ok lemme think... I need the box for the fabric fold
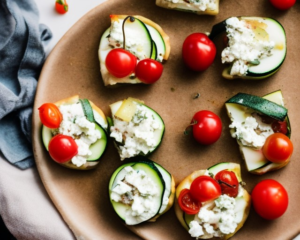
[0,0,52,169]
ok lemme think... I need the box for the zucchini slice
[225,90,291,174]
[175,162,251,239]
[108,159,166,225]
[41,96,108,170]
[226,93,287,121]
[109,98,165,160]
[98,15,170,86]
[209,16,286,80]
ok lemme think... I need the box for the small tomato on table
[252,179,288,220]
[182,33,216,71]
[189,110,222,145]
[55,0,69,14]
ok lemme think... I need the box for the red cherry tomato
[215,170,239,198]
[105,49,137,78]
[190,176,221,202]
[178,189,201,215]
[252,179,288,220]
[263,133,293,163]
[182,33,216,71]
[135,59,163,84]
[48,134,78,163]
[271,121,288,135]
[39,103,63,129]
[55,0,68,14]
[191,110,222,145]
[269,0,296,10]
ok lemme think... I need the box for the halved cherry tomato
[55,0,68,14]
[48,134,78,163]
[135,59,163,84]
[272,121,288,135]
[252,179,288,220]
[263,133,293,163]
[191,110,222,145]
[182,33,216,71]
[190,176,221,202]
[269,0,296,10]
[178,189,201,215]
[39,103,63,129]
[215,170,239,198]
[105,48,137,78]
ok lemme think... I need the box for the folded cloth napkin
[0,0,52,169]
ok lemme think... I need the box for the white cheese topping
[189,194,240,238]
[110,104,162,160]
[108,20,147,60]
[221,17,275,76]
[110,166,159,225]
[52,102,102,167]
[164,0,217,11]
[229,115,274,149]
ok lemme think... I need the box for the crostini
[109,97,165,160]
[39,95,108,170]
[209,16,286,80]
[225,90,292,174]
[175,162,251,239]
[98,15,170,86]
[109,157,175,225]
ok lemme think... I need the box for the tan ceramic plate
[32,0,300,239]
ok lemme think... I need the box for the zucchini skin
[210,17,286,80]
[226,93,288,121]
[108,157,167,225]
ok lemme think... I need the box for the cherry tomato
[39,103,63,129]
[270,0,296,10]
[252,179,288,220]
[135,59,163,84]
[105,49,137,78]
[178,189,201,215]
[48,134,78,163]
[190,176,221,202]
[215,170,239,198]
[191,110,222,145]
[182,33,216,71]
[55,0,68,14]
[263,133,293,163]
[272,121,288,135]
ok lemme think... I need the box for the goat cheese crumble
[110,104,162,160]
[229,114,274,149]
[164,0,217,11]
[110,166,159,225]
[188,194,240,238]
[221,17,275,76]
[52,102,103,167]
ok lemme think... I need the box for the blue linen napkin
[0,0,52,169]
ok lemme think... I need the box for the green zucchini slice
[209,16,286,80]
[226,92,287,121]
[108,159,165,225]
[225,90,291,174]
[109,98,165,160]
[41,98,108,169]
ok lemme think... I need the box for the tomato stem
[184,120,197,135]
[122,16,135,50]
[218,180,236,188]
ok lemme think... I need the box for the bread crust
[155,0,219,15]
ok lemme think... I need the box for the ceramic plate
[32,0,300,239]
